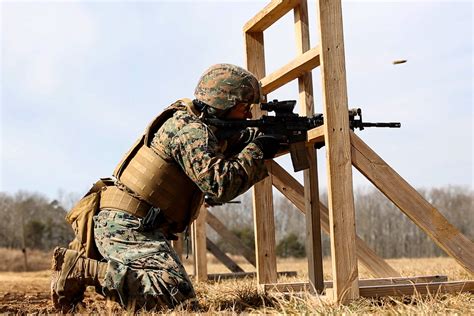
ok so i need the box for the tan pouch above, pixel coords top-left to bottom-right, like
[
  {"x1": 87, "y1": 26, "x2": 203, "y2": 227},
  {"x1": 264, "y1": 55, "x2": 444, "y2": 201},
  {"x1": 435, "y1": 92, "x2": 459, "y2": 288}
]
[{"x1": 65, "y1": 180, "x2": 108, "y2": 260}]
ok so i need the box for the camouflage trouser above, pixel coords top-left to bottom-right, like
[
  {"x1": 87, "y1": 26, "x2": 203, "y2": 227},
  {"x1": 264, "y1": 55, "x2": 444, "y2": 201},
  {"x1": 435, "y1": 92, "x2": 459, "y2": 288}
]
[{"x1": 93, "y1": 209, "x2": 195, "y2": 310}]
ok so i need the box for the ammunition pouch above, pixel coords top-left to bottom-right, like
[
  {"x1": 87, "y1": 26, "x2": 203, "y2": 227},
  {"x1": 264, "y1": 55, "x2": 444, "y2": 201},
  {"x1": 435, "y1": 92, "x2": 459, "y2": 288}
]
[{"x1": 65, "y1": 179, "x2": 112, "y2": 260}]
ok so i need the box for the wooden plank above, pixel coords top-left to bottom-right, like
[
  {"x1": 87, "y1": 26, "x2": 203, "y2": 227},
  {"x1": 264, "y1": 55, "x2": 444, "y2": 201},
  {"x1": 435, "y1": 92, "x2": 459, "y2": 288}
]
[
  {"x1": 245, "y1": 31, "x2": 278, "y2": 285},
  {"x1": 350, "y1": 131, "x2": 474, "y2": 274},
  {"x1": 243, "y1": 0, "x2": 301, "y2": 33},
  {"x1": 251, "y1": 173, "x2": 277, "y2": 284},
  {"x1": 207, "y1": 271, "x2": 297, "y2": 282},
  {"x1": 317, "y1": 0, "x2": 359, "y2": 302},
  {"x1": 206, "y1": 211, "x2": 256, "y2": 267},
  {"x1": 193, "y1": 206, "x2": 208, "y2": 281},
  {"x1": 171, "y1": 233, "x2": 183, "y2": 262},
  {"x1": 263, "y1": 275, "x2": 448, "y2": 292},
  {"x1": 338, "y1": 275, "x2": 448, "y2": 287},
  {"x1": 263, "y1": 281, "x2": 313, "y2": 293},
  {"x1": 294, "y1": 0, "x2": 324, "y2": 294},
  {"x1": 260, "y1": 46, "x2": 320, "y2": 95},
  {"x1": 307, "y1": 125, "x2": 325, "y2": 144},
  {"x1": 206, "y1": 238, "x2": 244, "y2": 273},
  {"x1": 262, "y1": 276, "x2": 468, "y2": 297},
  {"x1": 270, "y1": 161, "x2": 401, "y2": 278},
  {"x1": 359, "y1": 281, "x2": 474, "y2": 298},
  {"x1": 245, "y1": 32, "x2": 266, "y2": 91}
]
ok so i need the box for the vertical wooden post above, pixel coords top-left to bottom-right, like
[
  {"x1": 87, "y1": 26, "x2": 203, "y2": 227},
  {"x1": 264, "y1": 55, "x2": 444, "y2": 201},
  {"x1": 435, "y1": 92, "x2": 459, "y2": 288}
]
[
  {"x1": 192, "y1": 205, "x2": 208, "y2": 281},
  {"x1": 317, "y1": 0, "x2": 359, "y2": 302},
  {"x1": 294, "y1": 0, "x2": 324, "y2": 293},
  {"x1": 245, "y1": 31, "x2": 278, "y2": 285},
  {"x1": 172, "y1": 233, "x2": 183, "y2": 262}
]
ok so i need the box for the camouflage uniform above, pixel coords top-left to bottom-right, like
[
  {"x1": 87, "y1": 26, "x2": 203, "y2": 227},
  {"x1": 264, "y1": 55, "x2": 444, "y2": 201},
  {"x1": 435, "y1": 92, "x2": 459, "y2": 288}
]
[{"x1": 94, "y1": 101, "x2": 268, "y2": 310}]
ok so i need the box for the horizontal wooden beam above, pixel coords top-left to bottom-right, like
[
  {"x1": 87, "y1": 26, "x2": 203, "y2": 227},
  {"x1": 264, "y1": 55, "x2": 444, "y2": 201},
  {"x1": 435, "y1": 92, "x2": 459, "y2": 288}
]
[
  {"x1": 307, "y1": 125, "x2": 325, "y2": 144},
  {"x1": 261, "y1": 275, "x2": 456, "y2": 294},
  {"x1": 262, "y1": 281, "x2": 313, "y2": 293},
  {"x1": 331, "y1": 275, "x2": 448, "y2": 288},
  {"x1": 359, "y1": 280, "x2": 474, "y2": 298},
  {"x1": 206, "y1": 211, "x2": 256, "y2": 267},
  {"x1": 206, "y1": 238, "x2": 244, "y2": 274},
  {"x1": 350, "y1": 131, "x2": 474, "y2": 274},
  {"x1": 243, "y1": 0, "x2": 301, "y2": 33},
  {"x1": 207, "y1": 271, "x2": 297, "y2": 282},
  {"x1": 270, "y1": 161, "x2": 401, "y2": 278},
  {"x1": 261, "y1": 46, "x2": 320, "y2": 95}
]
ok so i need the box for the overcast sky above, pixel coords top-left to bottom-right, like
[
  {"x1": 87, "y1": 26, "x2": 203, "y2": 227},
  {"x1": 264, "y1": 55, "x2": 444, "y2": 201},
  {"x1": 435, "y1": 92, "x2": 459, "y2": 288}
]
[{"x1": 1, "y1": 0, "x2": 472, "y2": 202}]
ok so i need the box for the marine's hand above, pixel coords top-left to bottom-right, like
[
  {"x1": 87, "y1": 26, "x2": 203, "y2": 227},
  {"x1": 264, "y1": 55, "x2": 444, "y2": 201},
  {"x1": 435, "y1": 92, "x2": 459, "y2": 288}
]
[
  {"x1": 238, "y1": 127, "x2": 261, "y2": 145},
  {"x1": 252, "y1": 134, "x2": 282, "y2": 159}
]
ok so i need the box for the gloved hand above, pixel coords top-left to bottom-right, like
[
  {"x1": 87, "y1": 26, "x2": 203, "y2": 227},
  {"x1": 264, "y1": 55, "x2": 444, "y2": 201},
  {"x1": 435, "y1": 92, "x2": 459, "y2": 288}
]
[
  {"x1": 251, "y1": 134, "x2": 282, "y2": 159},
  {"x1": 238, "y1": 127, "x2": 261, "y2": 145}
]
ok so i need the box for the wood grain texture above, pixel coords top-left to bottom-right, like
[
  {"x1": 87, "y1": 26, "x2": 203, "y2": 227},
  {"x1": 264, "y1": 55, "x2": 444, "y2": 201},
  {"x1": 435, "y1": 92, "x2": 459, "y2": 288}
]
[
  {"x1": 243, "y1": 0, "x2": 301, "y2": 33},
  {"x1": 260, "y1": 46, "x2": 320, "y2": 95},
  {"x1": 359, "y1": 281, "x2": 474, "y2": 298},
  {"x1": 206, "y1": 211, "x2": 256, "y2": 267},
  {"x1": 307, "y1": 125, "x2": 325, "y2": 144},
  {"x1": 317, "y1": 0, "x2": 359, "y2": 302},
  {"x1": 262, "y1": 275, "x2": 449, "y2": 293},
  {"x1": 245, "y1": 31, "x2": 278, "y2": 284},
  {"x1": 335, "y1": 275, "x2": 448, "y2": 287},
  {"x1": 270, "y1": 161, "x2": 400, "y2": 278},
  {"x1": 193, "y1": 206, "x2": 208, "y2": 281},
  {"x1": 350, "y1": 131, "x2": 474, "y2": 275},
  {"x1": 206, "y1": 271, "x2": 297, "y2": 281},
  {"x1": 171, "y1": 233, "x2": 183, "y2": 262},
  {"x1": 294, "y1": 0, "x2": 324, "y2": 293}
]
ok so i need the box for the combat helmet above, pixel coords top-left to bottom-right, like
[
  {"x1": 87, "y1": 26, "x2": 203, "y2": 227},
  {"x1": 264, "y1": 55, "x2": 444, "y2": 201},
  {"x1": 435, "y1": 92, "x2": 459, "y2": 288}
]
[{"x1": 194, "y1": 64, "x2": 261, "y2": 112}]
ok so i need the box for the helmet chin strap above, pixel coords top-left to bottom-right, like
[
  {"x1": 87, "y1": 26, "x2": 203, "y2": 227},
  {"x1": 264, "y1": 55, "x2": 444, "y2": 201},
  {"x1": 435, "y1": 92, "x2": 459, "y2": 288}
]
[{"x1": 192, "y1": 99, "x2": 208, "y2": 119}]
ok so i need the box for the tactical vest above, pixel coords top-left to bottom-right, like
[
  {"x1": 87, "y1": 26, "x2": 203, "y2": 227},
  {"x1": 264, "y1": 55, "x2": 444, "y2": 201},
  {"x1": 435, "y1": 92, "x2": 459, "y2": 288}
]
[{"x1": 100, "y1": 99, "x2": 204, "y2": 233}]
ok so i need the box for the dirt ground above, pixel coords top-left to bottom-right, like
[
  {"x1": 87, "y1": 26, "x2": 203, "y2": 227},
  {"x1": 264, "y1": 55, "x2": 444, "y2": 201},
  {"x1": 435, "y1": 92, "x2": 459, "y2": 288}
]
[
  {"x1": 1, "y1": 257, "x2": 472, "y2": 314},
  {"x1": 0, "y1": 271, "x2": 52, "y2": 313},
  {"x1": 0, "y1": 271, "x2": 110, "y2": 314}
]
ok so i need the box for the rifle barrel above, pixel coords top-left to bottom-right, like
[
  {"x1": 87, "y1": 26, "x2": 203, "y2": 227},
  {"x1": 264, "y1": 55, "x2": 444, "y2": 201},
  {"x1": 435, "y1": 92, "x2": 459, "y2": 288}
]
[{"x1": 362, "y1": 122, "x2": 401, "y2": 128}]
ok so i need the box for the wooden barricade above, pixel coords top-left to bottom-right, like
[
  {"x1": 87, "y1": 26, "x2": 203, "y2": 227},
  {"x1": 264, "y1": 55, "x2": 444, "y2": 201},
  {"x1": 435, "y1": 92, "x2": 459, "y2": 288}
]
[
  {"x1": 242, "y1": 0, "x2": 474, "y2": 304},
  {"x1": 178, "y1": 0, "x2": 474, "y2": 304},
  {"x1": 186, "y1": 204, "x2": 297, "y2": 281}
]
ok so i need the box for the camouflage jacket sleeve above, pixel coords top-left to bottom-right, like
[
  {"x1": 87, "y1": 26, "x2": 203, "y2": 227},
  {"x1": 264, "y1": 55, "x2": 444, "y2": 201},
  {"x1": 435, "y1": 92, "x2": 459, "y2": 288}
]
[{"x1": 154, "y1": 111, "x2": 268, "y2": 203}]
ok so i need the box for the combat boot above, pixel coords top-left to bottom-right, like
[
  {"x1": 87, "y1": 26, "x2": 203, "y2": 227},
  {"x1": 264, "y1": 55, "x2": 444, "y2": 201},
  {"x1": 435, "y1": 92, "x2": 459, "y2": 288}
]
[{"x1": 51, "y1": 247, "x2": 107, "y2": 311}]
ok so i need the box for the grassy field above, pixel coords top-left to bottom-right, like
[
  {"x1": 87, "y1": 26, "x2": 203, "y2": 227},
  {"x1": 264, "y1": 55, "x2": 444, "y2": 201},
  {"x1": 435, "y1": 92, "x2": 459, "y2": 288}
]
[{"x1": 0, "y1": 248, "x2": 472, "y2": 314}]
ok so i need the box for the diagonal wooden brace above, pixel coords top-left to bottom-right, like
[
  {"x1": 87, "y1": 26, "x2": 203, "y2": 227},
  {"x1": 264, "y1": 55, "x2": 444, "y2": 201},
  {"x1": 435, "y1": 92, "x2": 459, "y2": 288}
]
[
  {"x1": 270, "y1": 161, "x2": 401, "y2": 278},
  {"x1": 350, "y1": 131, "x2": 474, "y2": 275}
]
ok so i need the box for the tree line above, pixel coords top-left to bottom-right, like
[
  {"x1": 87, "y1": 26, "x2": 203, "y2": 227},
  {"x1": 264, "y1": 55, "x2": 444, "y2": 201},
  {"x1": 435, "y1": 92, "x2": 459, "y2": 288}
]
[
  {"x1": 0, "y1": 191, "x2": 74, "y2": 250},
  {"x1": 210, "y1": 185, "x2": 473, "y2": 258},
  {"x1": 0, "y1": 185, "x2": 472, "y2": 259}
]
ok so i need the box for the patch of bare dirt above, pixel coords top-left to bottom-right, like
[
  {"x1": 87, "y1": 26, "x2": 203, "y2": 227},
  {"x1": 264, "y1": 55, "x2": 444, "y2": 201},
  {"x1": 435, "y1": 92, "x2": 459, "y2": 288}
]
[{"x1": 0, "y1": 271, "x2": 110, "y2": 314}]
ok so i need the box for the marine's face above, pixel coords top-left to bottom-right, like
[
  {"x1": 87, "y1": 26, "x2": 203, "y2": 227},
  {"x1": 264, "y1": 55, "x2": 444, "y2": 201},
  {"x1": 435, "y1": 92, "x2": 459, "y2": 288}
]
[{"x1": 224, "y1": 103, "x2": 253, "y2": 120}]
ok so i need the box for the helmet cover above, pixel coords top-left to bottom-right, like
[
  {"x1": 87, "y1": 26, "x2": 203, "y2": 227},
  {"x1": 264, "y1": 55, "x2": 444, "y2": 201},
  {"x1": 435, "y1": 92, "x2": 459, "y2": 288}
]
[{"x1": 194, "y1": 63, "x2": 261, "y2": 111}]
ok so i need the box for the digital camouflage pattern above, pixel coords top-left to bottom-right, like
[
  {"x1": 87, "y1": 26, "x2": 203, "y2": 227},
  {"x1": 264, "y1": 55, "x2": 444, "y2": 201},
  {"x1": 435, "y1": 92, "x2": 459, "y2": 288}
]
[
  {"x1": 152, "y1": 101, "x2": 268, "y2": 203},
  {"x1": 94, "y1": 210, "x2": 195, "y2": 310},
  {"x1": 94, "y1": 99, "x2": 268, "y2": 310},
  {"x1": 194, "y1": 64, "x2": 261, "y2": 111}
]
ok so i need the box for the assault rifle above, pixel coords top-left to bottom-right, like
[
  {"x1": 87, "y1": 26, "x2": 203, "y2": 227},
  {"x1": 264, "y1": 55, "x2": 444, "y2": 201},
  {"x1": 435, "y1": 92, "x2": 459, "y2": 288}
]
[{"x1": 204, "y1": 99, "x2": 401, "y2": 172}]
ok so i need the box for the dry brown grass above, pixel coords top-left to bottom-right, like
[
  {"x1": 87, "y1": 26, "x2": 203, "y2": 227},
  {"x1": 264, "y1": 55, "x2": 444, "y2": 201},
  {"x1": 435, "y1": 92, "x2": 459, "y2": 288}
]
[
  {"x1": 0, "y1": 249, "x2": 472, "y2": 314},
  {"x1": 181, "y1": 256, "x2": 473, "y2": 314},
  {"x1": 0, "y1": 248, "x2": 52, "y2": 272}
]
